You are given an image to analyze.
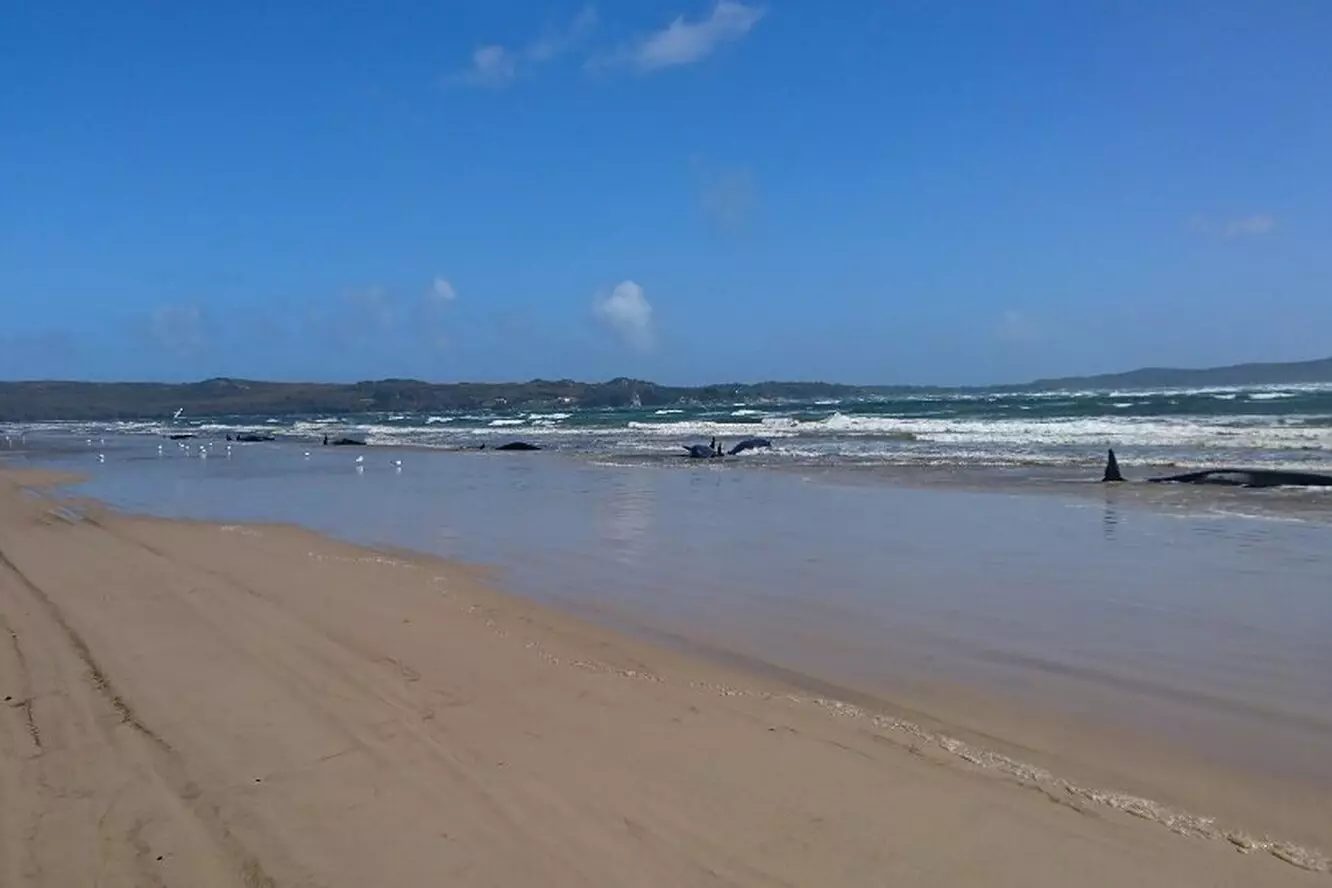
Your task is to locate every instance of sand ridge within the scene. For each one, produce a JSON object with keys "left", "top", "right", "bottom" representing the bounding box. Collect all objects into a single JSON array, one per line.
[{"left": 0, "top": 467, "right": 1324, "bottom": 886}]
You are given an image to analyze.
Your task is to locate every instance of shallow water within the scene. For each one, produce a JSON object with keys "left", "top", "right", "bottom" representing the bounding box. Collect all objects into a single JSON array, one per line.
[{"left": 24, "top": 435, "right": 1332, "bottom": 797}]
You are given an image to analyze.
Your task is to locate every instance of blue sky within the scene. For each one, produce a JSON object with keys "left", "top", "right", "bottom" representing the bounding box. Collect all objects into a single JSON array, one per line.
[{"left": 3, "top": 1, "right": 1330, "bottom": 385}]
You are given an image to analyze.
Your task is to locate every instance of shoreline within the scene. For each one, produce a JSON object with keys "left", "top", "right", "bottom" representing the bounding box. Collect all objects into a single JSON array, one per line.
[
  {"left": 11, "top": 427, "right": 1332, "bottom": 526},
  {"left": 0, "top": 465, "right": 1327, "bottom": 885},
  {"left": 10, "top": 447, "right": 1332, "bottom": 811}
]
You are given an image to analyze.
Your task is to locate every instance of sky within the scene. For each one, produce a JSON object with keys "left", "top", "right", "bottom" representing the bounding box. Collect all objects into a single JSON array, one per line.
[{"left": 3, "top": 1, "right": 1331, "bottom": 386}]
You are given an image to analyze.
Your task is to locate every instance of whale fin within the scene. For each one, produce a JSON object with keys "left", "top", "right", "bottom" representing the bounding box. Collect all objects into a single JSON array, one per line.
[{"left": 1102, "top": 448, "right": 1125, "bottom": 483}]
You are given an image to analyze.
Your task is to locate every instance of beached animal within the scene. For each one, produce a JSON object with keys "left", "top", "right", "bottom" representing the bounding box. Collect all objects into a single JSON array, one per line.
[
  {"left": 232, "top": 432, "right": 275, "bottom": 443},
  {"left": 683, "top": 436, "right": 772, "bottom": 459},
  {"left": 495, "top": 441, "right": 541, "bottom": 451},
  {"left": 727, "top": 437, "right": 772, "bottom": 456},
  {"left": 1100, "top": 449, "right": 1332, "bottom": 488},
  {"left": 323, "top": 434, "right": 366, "bottom": 447}
]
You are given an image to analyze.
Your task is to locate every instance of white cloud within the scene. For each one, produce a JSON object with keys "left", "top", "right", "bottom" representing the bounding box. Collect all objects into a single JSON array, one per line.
[
  {"left": 462, "top": 45, "right": 517, "bottom": 88},
  {"left": 593, "top": 280, "right": 655, "bottom": 350},
  {"left": 450, "top": 6, "right": 597, "bottom": 88},
  {"left": 614, "top": 2, "right": 765, "bottom": 73},
  {"left": 1223, "top": 213, "right": 1275, "bottom": 237},
  {"left": 429, "top": 277, "right": 458, "bottom": 303},
  {"left": 1187, "top": 212, "right": 1277, "bottom": 238},
  {"left": 528, "top": 5, "right": 598, "bottom": 62},
  {"left": 995, "top": 310, "right": 1040, "bottom": 344}
]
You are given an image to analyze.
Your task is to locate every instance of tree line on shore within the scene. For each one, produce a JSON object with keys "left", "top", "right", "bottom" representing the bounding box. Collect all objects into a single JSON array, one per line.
[{"left": 1, "top": 355, "right": 1329, "bottom": 421}]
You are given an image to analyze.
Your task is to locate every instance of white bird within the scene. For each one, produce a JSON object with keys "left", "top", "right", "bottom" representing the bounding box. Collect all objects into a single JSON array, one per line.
[
  {"left": 391, "top": 459, "right": 403, "bottom": 472},
  {"left": 97, "top": 453, "right": 105, "bottom": 463},
  {"left": 303, "top": 451, "right": 311, "bottom": 459},
  {"left": 354, "top": 455, "right": 364, "bottom": 464},
  {"left": 157, "top": 444, "right": 164, "bottom": 455}
]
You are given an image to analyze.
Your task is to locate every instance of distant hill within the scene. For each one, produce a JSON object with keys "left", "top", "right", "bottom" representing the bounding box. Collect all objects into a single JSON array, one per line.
[
  {"left": 2, "top": 357, "right": 1330, "bottom": 421},
  {"left": 1024, "top": 356, "right": 1332, "bottom": 392},
  {"left": 0, "top": 377, "right": 873, "bottom": 422}
]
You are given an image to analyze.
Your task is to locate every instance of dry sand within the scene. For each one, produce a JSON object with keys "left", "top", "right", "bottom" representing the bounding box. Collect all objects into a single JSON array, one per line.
[{"left": 0, "top": 467, "right": 1325, "bottom": 887}]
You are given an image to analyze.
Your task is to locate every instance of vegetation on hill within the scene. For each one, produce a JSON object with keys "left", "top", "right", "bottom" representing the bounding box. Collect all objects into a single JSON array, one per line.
[
  {"left": 0, "top": 377, "right": 876, "bottom": 421},
  {"left": 2, "top": 356, "right": 1329, "bottom": 421},
  {"left": 1025, "top": 356, "right": 1332, "bottom": 391}
]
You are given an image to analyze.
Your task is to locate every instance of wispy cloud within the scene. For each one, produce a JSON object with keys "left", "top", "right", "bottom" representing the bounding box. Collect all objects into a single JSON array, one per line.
[
  {"left": 700, "top": 166, "right": 757, "bottom": 229},
  {"left": 449, "top": 5, "right": 597, "bottom": 89},
  {"left": 146, "top": 304, "right": 208, "bottom": 357},
  {"left": 1223, "top": 213, "right": 1276, "bottom": 237},
  {"left": 1187, "top": 212, "right": 1277, "bottom": 238},
  {"left": 428, "top": 276, "right": 458, "bottom": 304},
  {"left": 417, "top": 277, "right": 458, "bottom": 351},
  {"left": 593, "top": 280, "right": 655, "bottom": 351},
  {"left": 528, "top": 5, "right": 598, "bottom": 62},
  {"left": 461, "top": 45, "right": 518, "bottom": 89},
  {"left": 344, "top": 286, "right": 396, "bottom": 333},
  {"left": 603, "top": 2, "right": 765, "bottom": 73}
]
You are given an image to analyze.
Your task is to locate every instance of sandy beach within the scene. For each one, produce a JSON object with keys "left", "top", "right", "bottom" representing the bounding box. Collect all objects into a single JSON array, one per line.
[{"left": 0, "top": 466, "right": 1325, "bottom": 886}]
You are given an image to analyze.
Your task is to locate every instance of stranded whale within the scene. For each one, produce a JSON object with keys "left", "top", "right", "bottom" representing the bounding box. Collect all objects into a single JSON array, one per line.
[
  {"left": 1101, "top": 449, "right": 1332, "bottom": 488},
  {"left": 683, "top": 437, "right": 773, "bottom": 459}
]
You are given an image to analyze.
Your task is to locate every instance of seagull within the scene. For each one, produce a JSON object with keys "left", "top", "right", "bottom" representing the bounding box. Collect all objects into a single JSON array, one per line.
[
  {"left": 97, "top": 453, "right": 105, "bottom": 463},
  {"left": 303, "top": 451, "right": 311, "bottom": 459},
  {"left": 354, "top": 455, "right": 364, "bottom": 464},
  {"left": 391, "top": 459, "right": 403, "bottom": 472}
]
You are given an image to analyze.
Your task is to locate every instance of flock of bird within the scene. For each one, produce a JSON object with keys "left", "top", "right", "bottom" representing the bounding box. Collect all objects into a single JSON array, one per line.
[{"left": 76, "top": 435, "right": 408, "bottom": 473}]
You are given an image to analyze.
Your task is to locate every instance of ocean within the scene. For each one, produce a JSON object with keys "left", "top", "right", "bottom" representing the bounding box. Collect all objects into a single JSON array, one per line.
[{"left": 7, "top": 381, "right": 1332, "bottom": 474}]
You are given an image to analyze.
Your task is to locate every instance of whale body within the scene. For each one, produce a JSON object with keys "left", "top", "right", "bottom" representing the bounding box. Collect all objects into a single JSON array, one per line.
[
  {"left": 1101, "top": 449, "right": 1332, "bottom": 488},
  {"left": 727, "top": 437, "right": 772, "bottom": 456}
]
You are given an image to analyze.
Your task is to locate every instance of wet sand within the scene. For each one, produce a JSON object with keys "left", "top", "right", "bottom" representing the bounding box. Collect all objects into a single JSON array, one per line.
[
  {"left": 0, "top": 465, "right": 1326, "bottom": 885},
  {"left": 14, "top": 438, "right": 1332, "bottom": 847}
]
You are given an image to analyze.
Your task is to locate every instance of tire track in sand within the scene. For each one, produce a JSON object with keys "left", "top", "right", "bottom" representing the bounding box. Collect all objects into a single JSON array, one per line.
[{"left": 0, "top": 545, "right": 277, "bottom": 888}]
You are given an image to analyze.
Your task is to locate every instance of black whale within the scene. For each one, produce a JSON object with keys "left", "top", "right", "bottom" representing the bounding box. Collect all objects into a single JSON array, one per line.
[{"left": 1101, "top": 449, "right": 1332, "bottom": 488}]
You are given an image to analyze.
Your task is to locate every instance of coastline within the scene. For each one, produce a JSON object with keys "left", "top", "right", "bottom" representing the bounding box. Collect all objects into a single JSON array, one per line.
[{"left": 0, "top": 466, "right": 1326, "bottom": 885}]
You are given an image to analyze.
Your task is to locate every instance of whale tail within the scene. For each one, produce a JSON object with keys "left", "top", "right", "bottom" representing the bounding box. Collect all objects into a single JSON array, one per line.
[{"left": 1102, "top": 448, "right": 1125, "bottom": 483}]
